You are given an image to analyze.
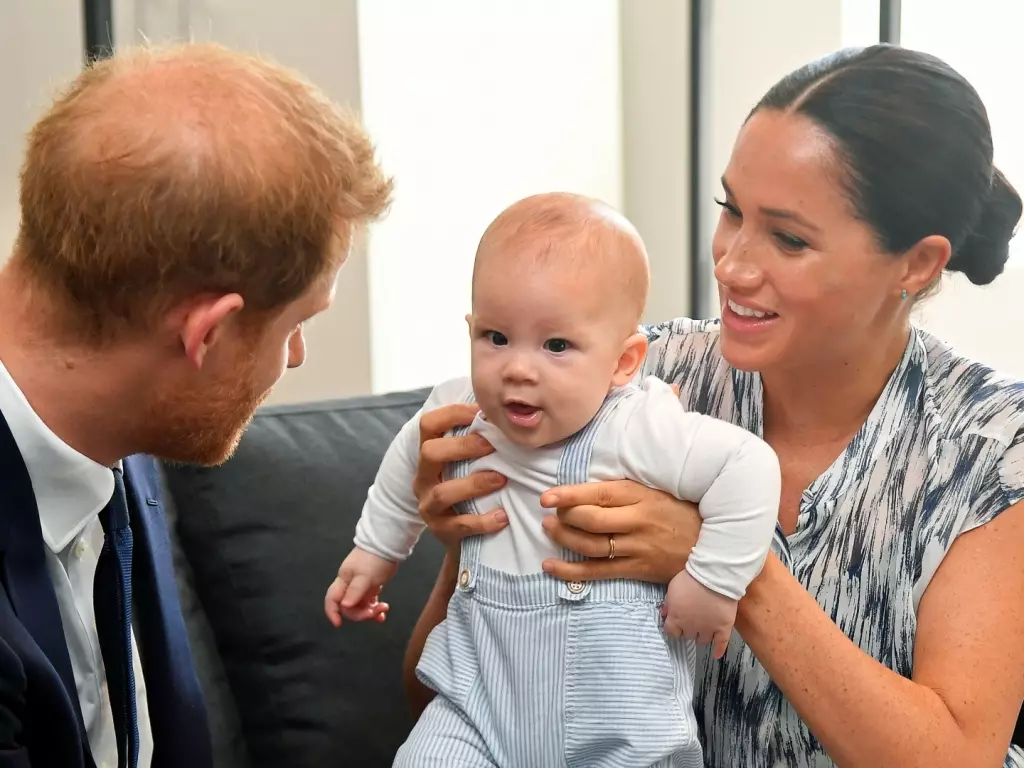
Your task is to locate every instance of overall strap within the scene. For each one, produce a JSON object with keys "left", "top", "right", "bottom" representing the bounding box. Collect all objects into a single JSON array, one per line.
[
  {"left": 443, "top": 391, "right": 485, "bottom": 593},
  {"left": 554, "top": 387, "right": 633, "bottom": 602}
]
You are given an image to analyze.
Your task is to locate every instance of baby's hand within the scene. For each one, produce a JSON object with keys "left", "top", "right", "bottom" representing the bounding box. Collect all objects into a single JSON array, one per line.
[
  {"left": 324, "top": 547, "right": 398, "bottom": 628},
  {"left": 661, "top": 569, "right": 737, "bottom": 659}
]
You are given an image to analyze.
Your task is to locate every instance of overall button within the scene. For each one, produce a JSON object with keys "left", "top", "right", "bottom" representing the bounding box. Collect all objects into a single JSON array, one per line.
[
  {"left": 567, "top": 580, "right": 586, "bottom": 594},
  {"left": 459, "top": 568, "right": 471, "bottom": 588}
]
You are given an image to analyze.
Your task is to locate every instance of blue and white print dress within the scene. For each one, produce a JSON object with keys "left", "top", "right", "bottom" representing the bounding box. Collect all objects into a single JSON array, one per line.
[{"left": 641, "top": 318, "right": 1024, "bottom": 768}]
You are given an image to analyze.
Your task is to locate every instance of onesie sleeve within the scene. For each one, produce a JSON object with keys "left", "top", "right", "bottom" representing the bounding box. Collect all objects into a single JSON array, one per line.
[
  {"left": 353, "top": 377, "right": 473, "bottom": 562},
  {"left": 616, "top": 377, "right": 781, "bottom": 600}
]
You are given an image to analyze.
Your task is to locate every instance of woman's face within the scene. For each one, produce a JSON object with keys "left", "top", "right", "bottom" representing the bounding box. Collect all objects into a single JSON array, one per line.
[{"left": 712, "top": 110, "right": 907, "bottom": 375}]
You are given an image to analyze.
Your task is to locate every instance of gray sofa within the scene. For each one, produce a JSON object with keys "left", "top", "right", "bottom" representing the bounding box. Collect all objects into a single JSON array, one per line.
[
  {"left": 161, "top": 387, "right": 1024, "bottom": 767},
  {"left": 161, "top": 387, "right": 439, "bottom": 767}
]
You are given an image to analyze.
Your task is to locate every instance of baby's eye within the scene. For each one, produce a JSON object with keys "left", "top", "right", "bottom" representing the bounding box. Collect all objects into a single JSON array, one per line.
[
  {"left": 544, "top": 338, "right": 571, "bottom": 354},
  {"left": 486, "top": 331, "right": 508, "bottom": 346}
]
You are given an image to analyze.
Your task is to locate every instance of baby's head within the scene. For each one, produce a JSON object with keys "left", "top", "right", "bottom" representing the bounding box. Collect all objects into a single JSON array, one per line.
[{"left": 469, "top": 192, "right": 649, "bottom": 448}]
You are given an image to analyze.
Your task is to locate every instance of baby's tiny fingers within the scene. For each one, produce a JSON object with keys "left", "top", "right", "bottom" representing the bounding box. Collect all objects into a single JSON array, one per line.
[
  {"left": 341, "top": 575, "right": 371, "bottom": 607},
  {"left": 324, "top": 580, "right": 345, "bottom": 626}
]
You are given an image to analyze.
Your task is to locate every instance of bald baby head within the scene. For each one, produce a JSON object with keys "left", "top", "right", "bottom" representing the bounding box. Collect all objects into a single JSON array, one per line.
[
  {"left": 468, "top": 193, "right": 651, "bottom": 447},
  {"left": 15, "top": 43, "right": 392, "bottom": 344},
  {"left": 473, "top": 192, "right": 650, "bottom": 331}
]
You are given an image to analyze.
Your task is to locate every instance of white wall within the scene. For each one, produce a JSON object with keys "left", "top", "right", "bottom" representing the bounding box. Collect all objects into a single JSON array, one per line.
[
  {"left": 900, "top": 0, "right": 1024, "bottom": 378},
  {"left": 0, "top": 1, "right": 84, "bottom": 262},
  {"left": 357, "top": 0, "right": 623, "bottom": 394},
  {"left": 620, "top": 0, "right": 692, "bottom": 327}
]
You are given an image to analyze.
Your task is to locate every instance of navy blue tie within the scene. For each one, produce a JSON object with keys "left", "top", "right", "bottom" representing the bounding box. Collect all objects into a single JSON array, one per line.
[{"left": 94, "top": 468, "right": 140, "bottom": 768}]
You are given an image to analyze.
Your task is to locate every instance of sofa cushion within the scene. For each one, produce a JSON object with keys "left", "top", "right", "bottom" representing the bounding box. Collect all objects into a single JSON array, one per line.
[
  {"left": 163, "top": 484, "right": 251, "bottom": 767},
  {"left": 162, "top": 388, "right": 443, "bottom": 767}
]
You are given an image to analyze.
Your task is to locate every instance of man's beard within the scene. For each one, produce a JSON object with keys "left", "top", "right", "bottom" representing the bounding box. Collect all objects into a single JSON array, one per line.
[{"left": 138, "top": 354, "right": 271, "bottom": 467}]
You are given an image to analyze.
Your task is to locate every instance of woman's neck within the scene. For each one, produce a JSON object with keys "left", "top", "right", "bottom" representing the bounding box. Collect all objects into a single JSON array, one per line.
[{"left": 760, "top": 326, "right": 911, "bottom": 445}]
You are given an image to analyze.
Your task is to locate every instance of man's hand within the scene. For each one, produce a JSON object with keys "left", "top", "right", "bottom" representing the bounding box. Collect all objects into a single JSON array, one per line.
[
  {"left": 662, "top": 569, "right": 737, "bottom": 659},
  {"left": 324, "top": 547, "right": 398, "bottom": 627}
]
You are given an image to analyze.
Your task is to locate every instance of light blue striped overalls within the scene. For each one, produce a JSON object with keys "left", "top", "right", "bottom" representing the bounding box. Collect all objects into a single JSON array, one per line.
[{"left": 394, "top": 391, "right": 704, "bottom": 768}]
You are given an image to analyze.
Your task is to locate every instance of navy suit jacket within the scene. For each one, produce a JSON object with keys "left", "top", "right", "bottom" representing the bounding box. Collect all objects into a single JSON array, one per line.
[{"left": 0, "top": 408, "right": 213, "bottom": 768}]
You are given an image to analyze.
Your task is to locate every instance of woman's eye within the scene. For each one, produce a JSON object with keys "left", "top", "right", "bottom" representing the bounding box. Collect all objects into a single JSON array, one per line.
[
  {"left": 714, "top": 197, "right": 741, "bottom": 219},
  {"left": 544, "top": 338, "right": 571, "bottom": 354},
  {"left": 485, "top": 331, "right": 508, "bottom": 346},
  {"left": 774, "top": 232, "right": 808, "bottom": 251}
]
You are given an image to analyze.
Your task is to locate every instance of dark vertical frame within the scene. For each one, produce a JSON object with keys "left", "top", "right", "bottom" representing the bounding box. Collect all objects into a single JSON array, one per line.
[
  {"left": 83, "top": 0, "right": 114, "bottom": 63},
  {"left": 687, "top": 0, "right": 897, "bottom": 318},
  {"left": 688, "top": 0, "right": 713, "bottom": 319},
  {"left": 880, "top": 0, "right": 901, "bottom": 43}
]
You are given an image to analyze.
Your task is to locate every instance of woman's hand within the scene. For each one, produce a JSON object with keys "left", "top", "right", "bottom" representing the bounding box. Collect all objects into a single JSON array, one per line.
[
  {"left": 412, "top": 403, "right": 509, "bottom": 550},
  {"left": 538, "top": 480, "right": 701, "bottom": 584}
]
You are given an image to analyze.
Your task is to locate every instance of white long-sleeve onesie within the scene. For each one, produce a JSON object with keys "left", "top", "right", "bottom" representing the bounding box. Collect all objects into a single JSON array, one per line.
[{"left": 354, "top": 375, "right": 780, "bottom": 599}]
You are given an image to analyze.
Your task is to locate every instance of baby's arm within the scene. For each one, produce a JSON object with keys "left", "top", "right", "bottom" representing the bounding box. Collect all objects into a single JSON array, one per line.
[
  {"left": 325, "top": 378, "right": 472, "bottom": 626},
  {"left": 325, "top": 548, "right": 397, "bottom": 627},
  {"left": 616, "top": 378, "right": 781, "bottom": 654}
]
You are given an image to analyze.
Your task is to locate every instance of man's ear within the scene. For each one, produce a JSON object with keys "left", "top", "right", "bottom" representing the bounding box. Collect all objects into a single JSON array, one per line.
[
  {"left": 177, "top": 293, "right": 246, "bottom": 369},
  {"left": 610, "top": 333, "right": 648, "bottom": 388}
]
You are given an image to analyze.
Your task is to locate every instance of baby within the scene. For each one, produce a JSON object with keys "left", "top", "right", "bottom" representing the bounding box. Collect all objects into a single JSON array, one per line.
[{"left": 325, "top": 193, "right": 781, "bottom": 767}]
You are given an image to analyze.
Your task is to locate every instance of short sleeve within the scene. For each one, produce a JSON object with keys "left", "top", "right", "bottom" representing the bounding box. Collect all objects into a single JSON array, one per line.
[
  {"left": 963, "top": 426, "right": 1024, "bottom": 534},
  {"left": 638, "top": 317, "right": 724, "bottom": 382}
]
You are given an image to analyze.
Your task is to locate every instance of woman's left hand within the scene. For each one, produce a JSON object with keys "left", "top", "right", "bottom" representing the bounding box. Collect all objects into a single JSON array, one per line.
[{"left": 539, "top": 480, "right": 701, "bottom": 584}]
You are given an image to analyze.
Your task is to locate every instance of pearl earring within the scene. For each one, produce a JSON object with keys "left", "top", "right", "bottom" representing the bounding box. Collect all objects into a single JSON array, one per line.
[{"left": 900, "top": 289, "right": 909, "bottom": 301}]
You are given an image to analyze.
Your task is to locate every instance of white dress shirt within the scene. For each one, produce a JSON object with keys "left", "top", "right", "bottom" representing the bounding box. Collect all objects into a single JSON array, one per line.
[
  {"left": 0, "top": 360, "right": 153, "bottom": 768},
  {"left": 355, "top": 375, "right": 781, "bottom": 598}
]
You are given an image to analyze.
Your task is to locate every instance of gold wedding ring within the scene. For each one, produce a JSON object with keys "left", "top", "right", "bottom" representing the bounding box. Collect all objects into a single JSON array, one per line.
[{"left": 607, "top": 534, "right": 616, "bottom": 559}]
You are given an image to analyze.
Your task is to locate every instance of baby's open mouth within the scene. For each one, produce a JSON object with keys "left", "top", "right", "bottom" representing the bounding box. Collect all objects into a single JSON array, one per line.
[{"left": 504, "top": 401, "right": 542, "bottom": 427}]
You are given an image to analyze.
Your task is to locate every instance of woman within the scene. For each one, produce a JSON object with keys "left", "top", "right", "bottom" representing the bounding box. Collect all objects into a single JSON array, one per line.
[{"left": 405, "top": 45, "right": 1024, "bottom": 767}]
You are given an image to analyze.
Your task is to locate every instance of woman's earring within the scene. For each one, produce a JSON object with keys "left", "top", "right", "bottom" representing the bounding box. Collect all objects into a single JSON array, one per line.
[{"left": 900, "top": 288, "right": 909, "bottom": 301}]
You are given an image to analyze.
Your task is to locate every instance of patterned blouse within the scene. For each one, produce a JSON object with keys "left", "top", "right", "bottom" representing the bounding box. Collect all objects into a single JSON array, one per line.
[{"left": 641, "top": 318, "right": 1024, "bottom": 768}]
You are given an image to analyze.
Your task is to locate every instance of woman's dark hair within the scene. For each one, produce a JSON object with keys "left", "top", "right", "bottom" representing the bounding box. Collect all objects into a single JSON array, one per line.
[{"left": 753, "top": 44, "right": 1021, "bottom": 286}]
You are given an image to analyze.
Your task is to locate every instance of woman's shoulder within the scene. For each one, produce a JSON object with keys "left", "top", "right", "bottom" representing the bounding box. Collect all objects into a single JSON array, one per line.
[
  {"left": 642, "top": 316, "right": 722, "bottom": 344},
  {"left": 640, "top": 317, "right": 725, "bottom": 380},
  {"left": 916, "top": 329, "right": 1024, "bottom": 546},
  {"left": 919, "top": 329, "right": 1024, "bottom": 447}
]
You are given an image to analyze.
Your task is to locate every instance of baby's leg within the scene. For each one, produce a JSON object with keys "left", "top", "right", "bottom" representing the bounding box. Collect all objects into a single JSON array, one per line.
[
  {"left": 562, "top": 598, "right": 703, "bottom": 768},
  {"left": 393, "top": 694, "right": 498, "bottom": 768}
]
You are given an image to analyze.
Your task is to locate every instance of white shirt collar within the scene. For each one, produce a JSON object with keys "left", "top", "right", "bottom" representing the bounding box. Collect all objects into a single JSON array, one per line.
[{"left": 0, "top": 358, "right": 115, "bottom": 553}]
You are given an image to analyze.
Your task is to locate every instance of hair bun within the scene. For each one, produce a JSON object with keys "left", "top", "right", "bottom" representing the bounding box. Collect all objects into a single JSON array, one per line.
[{"left": 949, "top": 168, "right": 1023, "bottom": 285}]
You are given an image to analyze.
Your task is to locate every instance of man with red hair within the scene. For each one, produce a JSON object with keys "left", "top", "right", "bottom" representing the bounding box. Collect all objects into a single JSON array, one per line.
[{"left": 0, "top": 43, "right": 391, "bottom": 768}]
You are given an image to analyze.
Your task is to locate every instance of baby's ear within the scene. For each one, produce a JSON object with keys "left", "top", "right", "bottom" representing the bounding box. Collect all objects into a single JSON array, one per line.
[{"left": 611, "top": 333, "right": 648, "bottom": 388}]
